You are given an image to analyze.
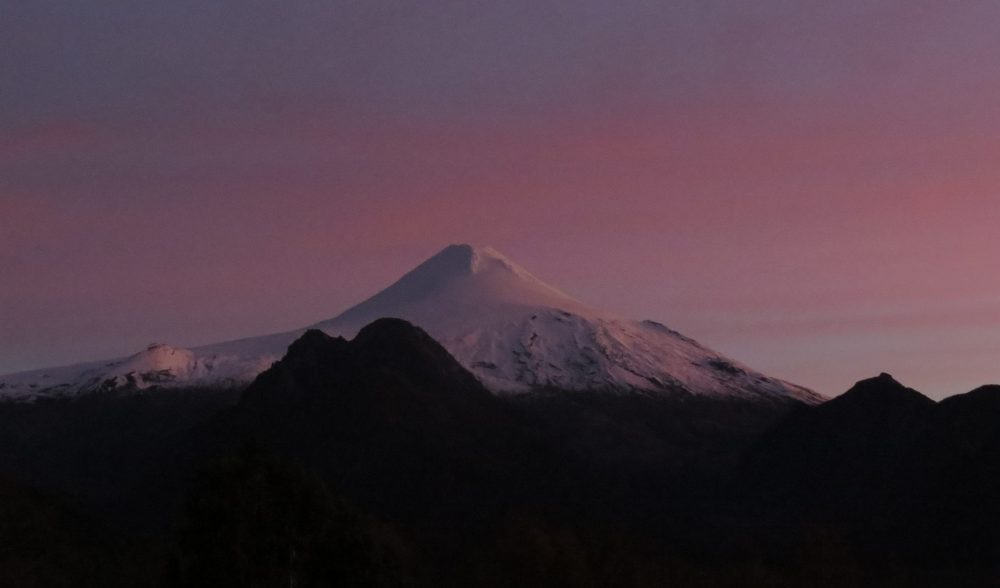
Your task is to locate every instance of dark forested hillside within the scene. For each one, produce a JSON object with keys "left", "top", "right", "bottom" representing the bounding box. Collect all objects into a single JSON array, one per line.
[{"left": 0, "top": 323, "right": 998, "bottom": 586}]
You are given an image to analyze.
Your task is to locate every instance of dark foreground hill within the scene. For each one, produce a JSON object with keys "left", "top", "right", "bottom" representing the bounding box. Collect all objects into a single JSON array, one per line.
[
  {"left": 211, "top": 319, "right": 568, "bottom": 531},
  {"left": 0, "top": 321, "right": 998, "bottom": 586},
  {"left": 740, "top": 373, "right": 1000, "bottom": 584},
  {"left": 210, "top": 320, "right": 806, "bottom": 535}
]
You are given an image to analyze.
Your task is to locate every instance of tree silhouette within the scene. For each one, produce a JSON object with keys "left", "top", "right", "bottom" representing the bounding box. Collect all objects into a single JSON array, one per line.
[{"left": 175, "top": 443, "right": 394, "bottom": 588}]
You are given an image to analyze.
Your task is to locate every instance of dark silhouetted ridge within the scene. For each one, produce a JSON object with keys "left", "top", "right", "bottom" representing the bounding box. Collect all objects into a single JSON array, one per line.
[
  {"left": 939, "top": 384, "right": 1000, "bottom": 410},
  {"left": 740, "top": 374, "right": 936, "bottom": 522},
  {"left": 218, "top": 319, "right": 560, "bottom": 530},
  {"left": 738, "top": 374, "right": 1000, "bottom": 571},
  {"left": 835, "top": 372, "right": 934, "bottom": 410},
  {"left": 285, "top": 328, "right": 347, "bottom": 357},
  {"left": 350, "top": 317, "right": 484, "bottom": 390}
]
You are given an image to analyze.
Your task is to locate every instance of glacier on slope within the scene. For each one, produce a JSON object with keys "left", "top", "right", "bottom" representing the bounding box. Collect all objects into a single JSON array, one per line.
[{"left": 0, "top": 244, "right": 822, "bottom": 403}]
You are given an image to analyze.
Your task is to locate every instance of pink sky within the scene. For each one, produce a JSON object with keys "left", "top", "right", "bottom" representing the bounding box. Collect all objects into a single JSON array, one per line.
[{"left": 2, "top": 1, "right": 999, "bottom": 398}]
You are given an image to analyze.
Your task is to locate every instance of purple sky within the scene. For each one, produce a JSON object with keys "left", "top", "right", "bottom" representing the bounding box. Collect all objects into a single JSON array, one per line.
[{"left": 3, "top": 0, "right": 1000, "bottom": 398}]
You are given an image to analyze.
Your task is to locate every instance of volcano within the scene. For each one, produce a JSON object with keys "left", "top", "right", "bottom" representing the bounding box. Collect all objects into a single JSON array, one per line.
[{"left": 0, "top": 244, "right": 820, "bottom": 403}]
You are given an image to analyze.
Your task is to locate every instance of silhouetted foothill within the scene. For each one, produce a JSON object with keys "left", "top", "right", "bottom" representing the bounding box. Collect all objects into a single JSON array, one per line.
[
  {"left": 739, "top": 373, "right": 1000, "bottom": 573},
  {"left": 219, "top": 319, "right": 560, "bottom": 530},
  {"left": 241, "top": 319, "right": 491, "bottom": 411},
  {"left": 286, "top": 328, "right": 350, "bottom": 360},
  {"left": 740, "top": 373, "right": 937, "bottom": 520},
  {"left": 836, "top": 372, "right": 935, "bottom": 409},
  {"left": 349, "top": 318, "right": 486, "bottom": 391}
]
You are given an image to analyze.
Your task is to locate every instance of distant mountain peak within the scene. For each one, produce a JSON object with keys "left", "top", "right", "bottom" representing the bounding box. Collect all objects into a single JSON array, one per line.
[
  {"left": 0, "top": 245, "right": 821, "bottom": 404},
  {"left": 316, "top": 245, "right": 594, "bottom": 337},
  {"left": 466, "top": 245, "right": 529, "bottom": 275},
  {"left": 390, "top": 243, "right": 553, "bottom": 292},
  {"left": 308, "top": 245, "right": 820, "bottom": 401},
  {"left": 431, "top": 243, "right": 515, "bottom": 274}
]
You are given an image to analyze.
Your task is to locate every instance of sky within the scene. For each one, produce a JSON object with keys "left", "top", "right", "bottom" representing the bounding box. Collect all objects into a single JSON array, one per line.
[{"left": 2, "top": 0, "right": 999, "bottom": 399}]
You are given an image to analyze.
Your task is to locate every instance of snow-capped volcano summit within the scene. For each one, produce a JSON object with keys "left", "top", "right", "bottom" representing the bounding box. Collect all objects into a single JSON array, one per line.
[
  {"left": 316, "top": 244, "right": 594, "bottom": 334},
  {"left": 313, "top": 244, "right": 819, "bottom": 401},
  {"left": 0, "top": 244, "right": 822, "bottom": 403}
]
